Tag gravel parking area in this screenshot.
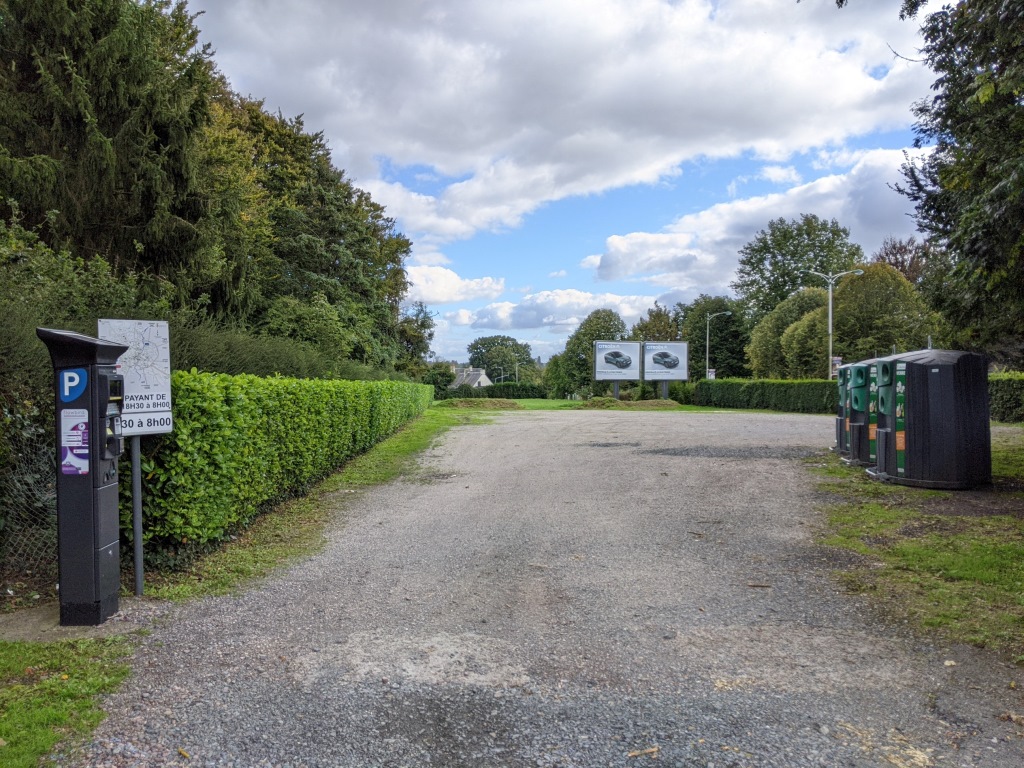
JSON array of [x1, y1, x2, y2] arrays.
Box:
[[57, 410, 1024, 767]]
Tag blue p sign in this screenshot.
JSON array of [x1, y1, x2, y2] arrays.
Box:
[[59, 368, 88, 403]]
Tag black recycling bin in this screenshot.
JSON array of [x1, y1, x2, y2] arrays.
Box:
[[833, 365, 852, 457], [845, 361, 875, 466], [868, 349, 990, 489]]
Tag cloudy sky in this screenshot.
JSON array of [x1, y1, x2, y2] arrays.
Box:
[[188, 0, 937, 361]]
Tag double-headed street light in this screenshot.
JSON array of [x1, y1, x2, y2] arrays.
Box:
[[802, 268, 865, 379], [706, 310, 732, 379]]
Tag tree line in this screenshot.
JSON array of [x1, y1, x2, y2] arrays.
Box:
[[1, 0, 435, 418]]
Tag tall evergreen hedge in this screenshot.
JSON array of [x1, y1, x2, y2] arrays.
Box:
[[128, 372, 432, 555], [990, 374, 1024, 423], [687, 379, 838, 413]]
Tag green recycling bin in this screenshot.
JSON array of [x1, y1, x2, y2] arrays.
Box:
[[868, 350, 990, 489], [845, 361, 875, 466]]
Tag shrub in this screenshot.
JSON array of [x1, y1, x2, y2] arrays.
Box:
[[433, 382, 547, 400], [128, 372, 433, 559], [692, 379, 838, 413], [990, 373, 1024, 423]]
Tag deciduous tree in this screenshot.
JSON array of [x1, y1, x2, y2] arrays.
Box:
[[467, 335, 535, 383], [731, 214, 862, 323], [747, 289, 827, 378], [562, 309, 627, 395], [675, 295, 749, 380]]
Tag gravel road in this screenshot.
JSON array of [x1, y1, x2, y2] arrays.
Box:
[[58, 410, 1024, 767]]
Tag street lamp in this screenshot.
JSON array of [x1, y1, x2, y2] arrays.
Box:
[[705, 311, 732, 379], [802, 268, 865, 379]]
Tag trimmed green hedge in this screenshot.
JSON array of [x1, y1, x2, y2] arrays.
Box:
[[435, 382, 547, 400], [990, 373, 1024, 423], [684, 378, 838, 413], [126, 372, 433, 553]]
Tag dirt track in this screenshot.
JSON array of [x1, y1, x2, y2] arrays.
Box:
[[55, 410, 1024, 766]]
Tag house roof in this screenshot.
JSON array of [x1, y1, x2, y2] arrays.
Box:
[[450, 368, 492, 388]]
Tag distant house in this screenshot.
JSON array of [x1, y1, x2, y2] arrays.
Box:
[[450, 367, 493, 389]]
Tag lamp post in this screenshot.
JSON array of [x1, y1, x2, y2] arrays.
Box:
[[494, 366, 504, 384], [705, 311, 732, 379], [802, 268, 864, 379]]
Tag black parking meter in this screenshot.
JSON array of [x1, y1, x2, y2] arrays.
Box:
[[37, 328, 129, 625]]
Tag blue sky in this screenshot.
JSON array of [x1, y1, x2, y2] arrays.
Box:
[[188, 0, 937, 361]]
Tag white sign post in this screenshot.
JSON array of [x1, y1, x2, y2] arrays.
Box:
[[97, 320, 173, 596], [97, 320, 173, 435]]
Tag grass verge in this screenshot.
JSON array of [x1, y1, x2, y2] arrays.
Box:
[[812, 424, 1024, 661], [0, 637, 131, 768]]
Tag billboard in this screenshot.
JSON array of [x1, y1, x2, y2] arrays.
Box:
[[642, 342, 689, 381], [593, 341, 641, 380]]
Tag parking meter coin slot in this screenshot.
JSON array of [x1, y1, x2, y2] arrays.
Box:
[[97, 373, 125, 459]]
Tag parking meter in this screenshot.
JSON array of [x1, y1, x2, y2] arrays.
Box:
[[37, 328, 129, 625]]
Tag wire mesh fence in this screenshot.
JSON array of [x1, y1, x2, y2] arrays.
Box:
[[1, 406, 58, 599]]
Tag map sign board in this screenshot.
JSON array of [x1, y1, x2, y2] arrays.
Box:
[[642, 342, 689, 381], [97, 320, 173, 436], [593, 341, 641, 381]]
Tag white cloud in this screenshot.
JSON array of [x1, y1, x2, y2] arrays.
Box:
[[548, 269, 568, 278], [760, 165, 802, 185], [585, 148, 926, 300], [467, 289, 656, 330], [405, 265, 505, 304], [192, 0, 936, 247]]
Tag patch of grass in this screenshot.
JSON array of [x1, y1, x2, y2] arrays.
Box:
[[143, 407, 479, 600], [433, 398, 523, 410], [814, 427, 1024, 659], [0, 637, 131, 768], [993, 424, 1024, 479], [515, 398, 582, 410]]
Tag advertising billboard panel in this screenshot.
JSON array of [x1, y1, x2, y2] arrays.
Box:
[[642, 342, 689, 381], [593, 341, 641, 380]]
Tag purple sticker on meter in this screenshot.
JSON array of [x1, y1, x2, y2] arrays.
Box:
[[60, 409, 90, 476]]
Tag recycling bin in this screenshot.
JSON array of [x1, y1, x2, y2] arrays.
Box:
[[845, 361, 875, 466], [868, 349, 990, 489], [833, 364, 852, 457]]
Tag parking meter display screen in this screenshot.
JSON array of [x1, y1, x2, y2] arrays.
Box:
[[642, 342, 689, 380], [594, 342, 641, 380]]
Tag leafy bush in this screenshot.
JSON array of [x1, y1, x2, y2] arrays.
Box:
[[128, 372, 432, 558], [433, 382, 547, 400], [990, 373, 1024, 423], [691, 379, 838, 413], [668, 381, 695, 405], [168, 315, 391, 381]]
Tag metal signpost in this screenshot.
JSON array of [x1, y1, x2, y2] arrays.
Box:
[[98, 320, 173, 595]]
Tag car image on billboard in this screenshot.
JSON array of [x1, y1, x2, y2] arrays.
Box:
[[642, 342, 688, 380], [604, 350, 632, 368], [594, 341, 641, 380], [652, 351, 679, 368]]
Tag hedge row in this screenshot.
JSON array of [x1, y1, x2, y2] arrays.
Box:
[[434, 382, 548, 400], [126, 372, 433, 553], [684, 379, 838, 414], [675, 375, 1023, 422], [990, 373, 1024, 423]]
